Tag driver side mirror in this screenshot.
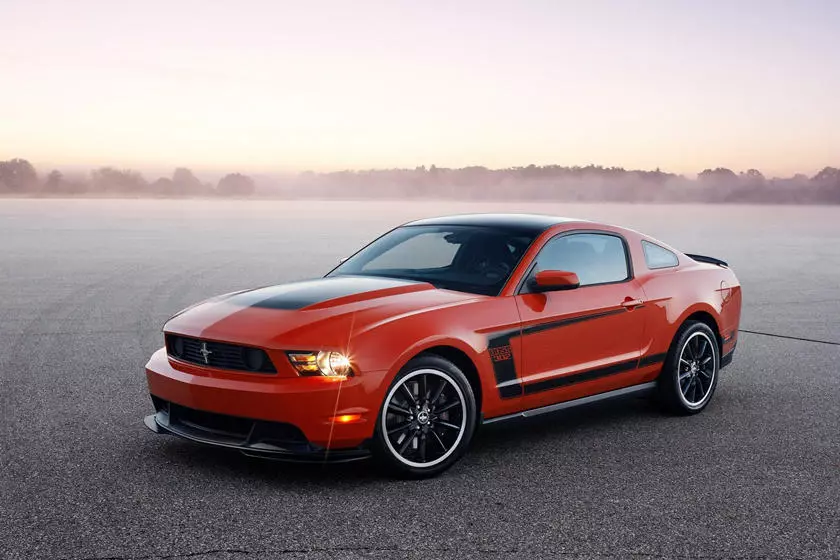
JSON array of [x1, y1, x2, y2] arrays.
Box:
[[529, 270, 580, 292]]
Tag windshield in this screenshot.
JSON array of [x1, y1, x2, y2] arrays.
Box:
[[327, 225, 537, 296]]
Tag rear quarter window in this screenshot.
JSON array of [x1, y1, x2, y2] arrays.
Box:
[[642, 240, 679, 269]]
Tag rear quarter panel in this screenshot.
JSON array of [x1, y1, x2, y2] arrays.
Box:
[[634, 240, 742, 361]]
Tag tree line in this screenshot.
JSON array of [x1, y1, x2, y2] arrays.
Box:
[[0, 159, 255, 196], [2, 158, 840, 204]]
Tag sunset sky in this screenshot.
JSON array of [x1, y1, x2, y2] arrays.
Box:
[[1, 0, 838, 177]]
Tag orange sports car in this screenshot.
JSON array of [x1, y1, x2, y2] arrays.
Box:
[[144, 214, 741, 477]]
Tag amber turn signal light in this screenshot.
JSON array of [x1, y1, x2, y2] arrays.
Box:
[[329, 413, 363, 424]]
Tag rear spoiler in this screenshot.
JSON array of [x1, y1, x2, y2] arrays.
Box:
[[685, 253, 729, 267]]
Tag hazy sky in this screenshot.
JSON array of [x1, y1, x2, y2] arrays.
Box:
[[1, 0, 838, 176]]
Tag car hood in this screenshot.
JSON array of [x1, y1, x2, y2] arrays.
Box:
[[163, 275, 483, 349]]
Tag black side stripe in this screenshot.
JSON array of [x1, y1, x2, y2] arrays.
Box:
[[487, 328, 523, 398], [522, 353, 668, 396], [638, 352, 667, 368], [523, 359, 639, 395], [486, 308, 669, 399], [488, 307, 632, 399], [520, 308, 625, 336]]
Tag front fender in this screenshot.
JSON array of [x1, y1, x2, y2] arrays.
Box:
[[347, 296, 522, 417], [389, 335, 483, 373]]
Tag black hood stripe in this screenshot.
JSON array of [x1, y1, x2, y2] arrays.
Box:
[[226, 276, 423, 310]]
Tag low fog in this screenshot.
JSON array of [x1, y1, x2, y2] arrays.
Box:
[[2, 158, 839, 204]]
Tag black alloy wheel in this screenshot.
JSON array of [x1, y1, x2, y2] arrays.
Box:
[[373, 355, 477, 478]]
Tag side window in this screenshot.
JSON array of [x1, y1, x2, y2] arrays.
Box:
[[534, 233, 629, 286], [642, 240, 679, 269]]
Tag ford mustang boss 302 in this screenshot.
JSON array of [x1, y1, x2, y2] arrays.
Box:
[[144, 214, 741, 477]]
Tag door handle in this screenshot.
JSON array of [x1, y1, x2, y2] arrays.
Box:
[[621, 297, 644, 309]]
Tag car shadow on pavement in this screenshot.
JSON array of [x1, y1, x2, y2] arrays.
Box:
[[142, 393, 662, 484], [471, 393, 660, 452]]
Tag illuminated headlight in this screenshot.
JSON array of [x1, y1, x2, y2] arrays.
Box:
[[287, 351, 352, 377]]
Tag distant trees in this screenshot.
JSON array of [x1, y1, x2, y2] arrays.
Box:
[[147, 168, 208, 196], [741, 169, 766, 183], [698, 167, 739, 185], [812, 167, 840, 202], [0, 158, 259, 197], [813, 167, 840, 184], [90, 167, 147, 193], [217, 173, 255, 196], [172, 167, 206, 195], [149, 177, 175, 195], [3, 156, 840, 204], [0, 158, 38, 192], [44, 170, 64, 192]]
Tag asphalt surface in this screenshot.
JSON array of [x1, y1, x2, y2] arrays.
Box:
[[1, 199, 838, 560]]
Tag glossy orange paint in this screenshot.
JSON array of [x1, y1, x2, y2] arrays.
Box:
[[145, 218, 742, 452], [533, 269, 580, 289]]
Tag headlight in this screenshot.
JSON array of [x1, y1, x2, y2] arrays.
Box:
[[287, 351, 352, 377]]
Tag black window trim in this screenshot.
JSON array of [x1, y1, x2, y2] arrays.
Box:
[[641, 239, 679, 270], [515, 229, 635, 295]]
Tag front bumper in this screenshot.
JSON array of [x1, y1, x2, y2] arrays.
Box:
[[144, 399, 370, 462], [144, 347, 388, 452]]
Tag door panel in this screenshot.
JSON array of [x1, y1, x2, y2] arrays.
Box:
[[515, 281, 648, 389], [506, 230, 653, 408]]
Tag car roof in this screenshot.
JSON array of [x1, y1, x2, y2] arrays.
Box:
[[403, 213, 582, 235]]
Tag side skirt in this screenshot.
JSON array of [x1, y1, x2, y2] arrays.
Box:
[[720, 350, 735, 369], [481, 381, 658, 425]]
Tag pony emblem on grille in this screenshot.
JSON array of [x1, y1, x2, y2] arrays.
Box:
[[199, 342, 213, 364]]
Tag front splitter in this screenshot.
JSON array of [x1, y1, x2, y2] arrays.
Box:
[[144, 413, 371, 464]]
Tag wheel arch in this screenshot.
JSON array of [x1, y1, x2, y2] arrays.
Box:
[[679, 308, 723, 354], [657, 307, 723, 415], [389, 337, 485, 415], [416, 345, 483, 415]]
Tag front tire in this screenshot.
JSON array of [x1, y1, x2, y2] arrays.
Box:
[[372, 355, 477, 478], [657, 321, 720, 415]]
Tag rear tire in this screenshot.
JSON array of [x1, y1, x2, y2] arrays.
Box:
[[372, 355, 477, 479], [657, 321, 720, 415]]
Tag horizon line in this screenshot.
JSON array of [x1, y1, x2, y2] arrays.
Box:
[[6, 157, 838, 181]]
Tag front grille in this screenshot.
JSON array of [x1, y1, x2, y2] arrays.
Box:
[[165, 334, 276, 373]]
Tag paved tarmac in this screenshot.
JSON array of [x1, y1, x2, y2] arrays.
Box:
[[1, 199, 838, 560]]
